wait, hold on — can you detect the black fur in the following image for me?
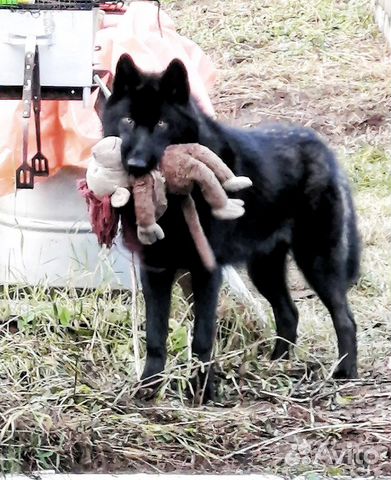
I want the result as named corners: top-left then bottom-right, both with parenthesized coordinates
top-left (103, 54), bottom-right (361, 402)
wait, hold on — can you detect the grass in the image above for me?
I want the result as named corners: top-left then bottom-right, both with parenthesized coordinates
top-left (1, 0), bottom-right (391, 476)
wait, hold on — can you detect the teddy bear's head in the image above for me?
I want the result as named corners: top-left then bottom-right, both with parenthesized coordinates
top-left (87, 136), bottom-right (130, 202)
top-left (91, 136), bottom-right (123, 169)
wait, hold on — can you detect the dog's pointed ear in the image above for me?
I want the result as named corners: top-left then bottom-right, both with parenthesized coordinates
top-left (112, 54), bottom-right (141, 96)
top-left (160, 59), bottom-right (190, 104)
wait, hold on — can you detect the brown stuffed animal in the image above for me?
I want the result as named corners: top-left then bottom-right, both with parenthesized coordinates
top-left (82, 141), bottom-right (252, 271)
top-left (132, 143), bottom-right (252, 271)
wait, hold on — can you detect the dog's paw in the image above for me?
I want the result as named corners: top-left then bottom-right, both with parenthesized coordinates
top-left (187, 376), bottom-right (215, 405)
top-left (134, 372), bottom-right (164, 400)
top-left (333, 363), bottom-right (358, 380)
top-left (270, 340), bottom-right (290, 361)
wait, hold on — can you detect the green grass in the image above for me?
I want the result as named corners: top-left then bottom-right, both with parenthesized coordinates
top-left (344, 145), bottom-right (390, 194)
top-left (1, 0), bottom-right (391, 476)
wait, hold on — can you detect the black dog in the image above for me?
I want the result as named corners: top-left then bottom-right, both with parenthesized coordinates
top-left (103, 54), bottom-right (360, 401)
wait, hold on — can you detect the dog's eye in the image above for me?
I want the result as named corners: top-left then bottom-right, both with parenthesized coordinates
top-left (157, 120), bottom-right (167, 129)
top-left (121, 117), bottom-right (134, 126)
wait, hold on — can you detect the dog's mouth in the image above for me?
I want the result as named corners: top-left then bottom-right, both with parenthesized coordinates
top-left (126, 157), bottom-right (150, 177)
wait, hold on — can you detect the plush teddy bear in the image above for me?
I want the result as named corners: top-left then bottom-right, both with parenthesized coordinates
top-left (81, 138), bottom-right (253, 270)
top-left (86, 136), bottom-right (130, 208)
top-left (132, 143), bottom-right (253, 246)
top-left (130, 143), bottom-right (253, 269)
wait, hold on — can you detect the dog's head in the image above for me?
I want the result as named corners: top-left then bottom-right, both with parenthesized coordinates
top-left (103, 54), bottom-right (200, 176)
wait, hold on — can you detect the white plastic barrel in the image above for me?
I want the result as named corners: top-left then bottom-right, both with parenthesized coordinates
top-left (0, 166), bottom-right (133, 289)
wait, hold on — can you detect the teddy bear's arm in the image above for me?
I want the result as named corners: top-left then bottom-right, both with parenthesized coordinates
top-left (165, 144), bottom-right (233, 183)
top-left (132, 174), bottom-right (166, 245)
top-left (132, 175), bottom-right (158, 227)
top-left (165, 144), bottom-right (252, 192)
top-left (111, 187), bottom-right (131, 207)
top-left (162, 152), bottom-right (245, 220)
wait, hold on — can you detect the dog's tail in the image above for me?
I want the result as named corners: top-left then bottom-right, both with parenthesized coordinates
top-left (301, 138), bottom-right (361, 288)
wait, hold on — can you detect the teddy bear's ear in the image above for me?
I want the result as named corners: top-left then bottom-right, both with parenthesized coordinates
top-left (113, 136), bottom-right (123, 149)
top-left (112, 54), bottom-right (141, 97)
top-left (92, 136), bottom-right (122, 156)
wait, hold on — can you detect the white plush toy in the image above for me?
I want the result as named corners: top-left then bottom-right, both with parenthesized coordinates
top-left (86, 136), bottom-right (131, 208)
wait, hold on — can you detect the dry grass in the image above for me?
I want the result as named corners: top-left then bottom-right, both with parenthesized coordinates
top-left (1, 0), bottom-right (390, 476)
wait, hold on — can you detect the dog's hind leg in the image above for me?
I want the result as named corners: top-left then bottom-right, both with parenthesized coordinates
top-left (291, 175), bottom-right (358, 378)
top-left (189, 266), bottom-right (222, 404)
top-left (140, 266), bottom-right (176, 390)
top-left (293, 243), bottom-right (358, 379)
top-left (290, 144), bottom-right (358, 378)
top-left (247, 242), bottom-right (299, 360)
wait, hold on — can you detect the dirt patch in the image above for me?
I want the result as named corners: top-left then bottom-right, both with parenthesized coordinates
top-left (1, 372), bottom-right (390, 475)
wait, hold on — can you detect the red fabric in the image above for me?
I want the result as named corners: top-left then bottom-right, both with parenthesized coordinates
top-left (78, 179), bottom-right (119, 248)
top-left (78, 179), bottom-right (143, 254)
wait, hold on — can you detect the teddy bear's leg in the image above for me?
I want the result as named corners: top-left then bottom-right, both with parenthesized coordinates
top-left (222, 176), bottom-right (253, 192)
top-left (182, 195), bottom-right (217, 272)
top-left (138, 224), bottom-right (165, 245)
top-left (213, 198), bottom-right (245, 220)
top-left (175, 144), bottom-right (253, 192)
top-left (187, 160), bottom-right (245, 220)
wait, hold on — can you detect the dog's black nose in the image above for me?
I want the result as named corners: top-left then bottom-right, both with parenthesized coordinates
top-left (126, 157), bottom-right (149, 177)
top-left (127, 157), bottom-right (147, 168)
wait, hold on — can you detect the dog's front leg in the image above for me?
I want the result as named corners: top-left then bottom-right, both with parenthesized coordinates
top-left (140, 266), bottom-right (176, 392)
top-left (190, 266), bottom-right (222, 404)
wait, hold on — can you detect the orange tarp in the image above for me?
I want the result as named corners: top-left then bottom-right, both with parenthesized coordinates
top-left (0, 1), bottom-right (216, 196)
